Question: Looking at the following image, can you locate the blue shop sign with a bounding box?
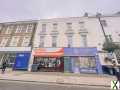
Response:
[14,52,31,70]
[64,47,97,56]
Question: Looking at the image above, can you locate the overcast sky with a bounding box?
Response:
[0,0,120,22]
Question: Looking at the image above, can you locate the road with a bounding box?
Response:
[0,80,109,90]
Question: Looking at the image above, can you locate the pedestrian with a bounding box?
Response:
[113,62,120,83]
[1,61,7,74]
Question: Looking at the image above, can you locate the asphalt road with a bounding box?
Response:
[0,80,109,90]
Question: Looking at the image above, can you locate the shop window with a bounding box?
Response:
[7,53,16,67]
[74,57,96,68]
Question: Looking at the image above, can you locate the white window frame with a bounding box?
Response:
[39,36,45,47]
[79,22,85,28]
[0,37,9,47]
[81,34,87,47]
[53,23,58,30]
[21,36,31,47]
[67,35,73,47]
[16,25,26,33]
[67,23,72,29]
[26,24,34,33]
[10,36,20,46]
[52,36,57,47]
[5,26,14,34]
[42,24,46,32]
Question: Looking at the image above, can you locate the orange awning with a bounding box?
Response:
[33,48,64,57]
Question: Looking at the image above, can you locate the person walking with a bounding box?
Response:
[1,61,7,74]
[113,62,120,83]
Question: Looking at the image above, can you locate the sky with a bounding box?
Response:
[0,0,120,22]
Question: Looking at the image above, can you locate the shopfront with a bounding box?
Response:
[0,47,31,70]
[0,53,16,68]
[33,48,64,72]
[64,47,103,74]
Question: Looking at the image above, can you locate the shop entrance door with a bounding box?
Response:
[34,57,64,72]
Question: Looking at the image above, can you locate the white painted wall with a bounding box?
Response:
[33,17,105,50]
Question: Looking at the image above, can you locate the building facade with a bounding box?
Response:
[0,14,120,74]
[29,17,105,74]
[0,21,37,70]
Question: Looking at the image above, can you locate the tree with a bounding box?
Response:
[103,39,120,53]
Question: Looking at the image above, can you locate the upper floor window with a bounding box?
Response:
[39,36,45,47]
[21,36,31,47]
[81,34,87,47]
[0,25,2,34]
[53,23,58,30]
[66,23,72,29]
[16,25,26,33]
[42,24,46,32]
[52,36,57,47]
[79,22,85,28]
[0,25,2,31]
[67,36,73,47]
[26,24,34,33]
[0,37,9,47]
[10,36,20,46]
[5,25,14,34]
[101,20,107,27]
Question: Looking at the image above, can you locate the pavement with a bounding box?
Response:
[0,80,109,90]
[0,68,116,87]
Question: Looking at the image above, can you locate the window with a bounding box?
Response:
[52,36,57,47]
[42,24,46,32]
[67,36,72,47]
[53,23,58,30]
[39,36,44,47]
[79,22,85,28]
[5,26,14,34]
[0,37,9,47]
[0,25,2,31]
[74,57,96,68]
[81,34,87,47]
[26,24,34,33]
[16,25,26,33]
[21,36,31,46]
[101,20,107,27]
[66,23,72,29]
[10,36,20,46]
[7,53,16,67]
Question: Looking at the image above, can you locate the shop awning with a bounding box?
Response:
[33,48,64,57]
